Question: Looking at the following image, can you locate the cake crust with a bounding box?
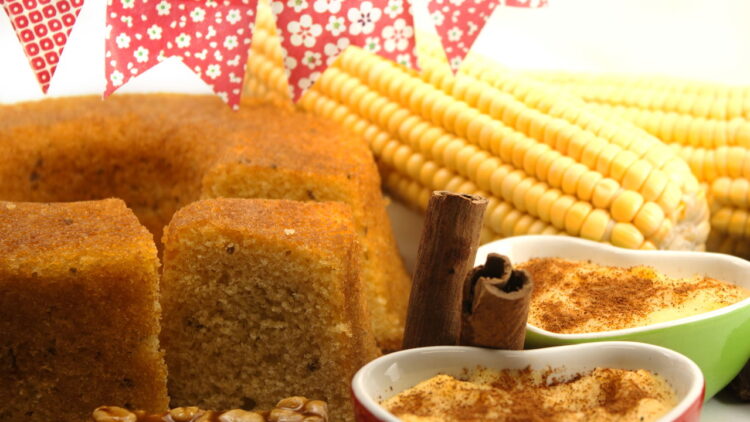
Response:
[0,94,411,350]
[161,198,379,422]
[0,199,168,422]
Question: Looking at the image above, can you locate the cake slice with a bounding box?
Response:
[160,198,380,422]
[204,99,412,351]
[0,95,411,352]
[0,199,168,422]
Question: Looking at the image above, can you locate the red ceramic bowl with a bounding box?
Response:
[352,342,704,422]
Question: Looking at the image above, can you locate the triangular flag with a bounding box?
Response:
[105,0,257,110]
[1,0,85,93]
[272,0,418,101]
[429,0,547,72]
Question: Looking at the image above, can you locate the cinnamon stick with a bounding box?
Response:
[460,253,533,350]
[402,191,488,350]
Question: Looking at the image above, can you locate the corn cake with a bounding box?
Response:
[0,199,168,422]
[0,94,411,350]
[204,98,410,351]
[160,198,380,422]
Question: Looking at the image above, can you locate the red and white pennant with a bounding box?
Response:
[428,0,547,72]
[105,0,257,109]
[1,0,85,93]
[272,0,417,101]
[1,0,547,107]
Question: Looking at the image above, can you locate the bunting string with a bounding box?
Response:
[0,0,547,107]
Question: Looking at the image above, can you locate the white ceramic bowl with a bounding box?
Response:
[352,342,704,422]
[474,235,750,399]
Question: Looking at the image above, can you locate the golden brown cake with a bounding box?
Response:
[160,198,380,422]
[0,199,168,422]
[0,94,410,350]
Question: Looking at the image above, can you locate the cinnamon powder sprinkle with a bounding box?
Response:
[381,366,677,422]
[516,257,750,333]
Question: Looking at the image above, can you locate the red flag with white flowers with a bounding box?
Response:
[104,0,257,109]
[429,0,547,72]
[272,0,417,101]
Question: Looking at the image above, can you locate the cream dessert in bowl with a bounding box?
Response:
[474,235,750,399]
[381,366,677,422]
[516,257,750,334]
[351,342,704,422]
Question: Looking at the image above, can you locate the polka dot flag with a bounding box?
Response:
[1,0,85,93]
[1,0,547,107]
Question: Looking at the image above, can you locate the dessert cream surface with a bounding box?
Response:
[517,257,750,333]
[381,367,677,422]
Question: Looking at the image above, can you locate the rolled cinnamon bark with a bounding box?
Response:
[460,253,533,350]
[402,191,487,350]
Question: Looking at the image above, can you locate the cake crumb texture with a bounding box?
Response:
[0,94,410,350]
[160,198,380,422]
[0,199,168,422]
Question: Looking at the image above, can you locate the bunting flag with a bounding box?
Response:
[0,0,85,93]
[105,0,257,109]
[428,0,547,72]
[272,0,417,101]
[1,0,546,107]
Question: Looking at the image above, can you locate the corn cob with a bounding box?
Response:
[243,1,708,251]
[528,71,750,115]
[413,32,750,258]
[511,66,750,257]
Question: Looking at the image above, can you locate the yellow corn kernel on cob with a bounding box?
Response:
[528,71,750,118]
[511,65,750,257]
[416,31,750,259]
[583,105,750,149]
[243,2,708,251]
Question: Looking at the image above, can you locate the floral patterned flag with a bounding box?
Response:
[272,0,417,101]
[506,0,548,7]
[428,0,547,71]
[105,0,257,109]
[0,0,85,93]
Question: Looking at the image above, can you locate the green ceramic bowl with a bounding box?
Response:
[476,235,750,400]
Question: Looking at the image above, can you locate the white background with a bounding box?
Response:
[1,0,750,419]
